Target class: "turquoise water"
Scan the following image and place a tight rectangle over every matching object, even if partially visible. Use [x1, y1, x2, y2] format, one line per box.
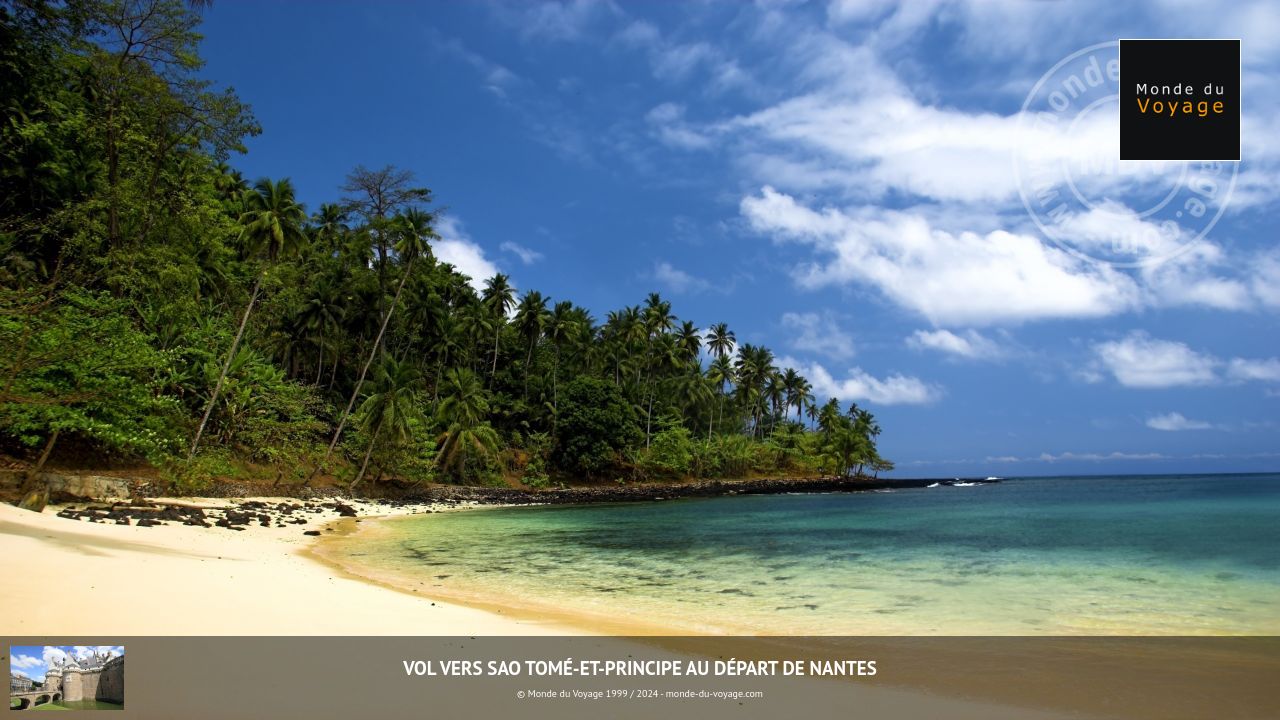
[331, 474, 1280, 635]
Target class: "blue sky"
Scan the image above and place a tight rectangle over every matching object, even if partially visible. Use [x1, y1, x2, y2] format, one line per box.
[196, 1, 1278, 477]
[10, 646, 123, 684]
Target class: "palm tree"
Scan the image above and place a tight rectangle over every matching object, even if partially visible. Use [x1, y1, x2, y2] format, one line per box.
[351, 356, 425, 489]
[311, 203, 350, 256]
[481, 273, 516, 378]
[435, 368, 499, 482]
[513, 290, 548, 397]
[764, 371, 786, 435]
[296, 279, 345, 385]
[705, 322, 735, 359]
[706, 354, 735, 439]
[189, 177, 307, 460]
[314, 208, 435, 482]
[545, 301, 578, 419]
[675, 320, 702, 367]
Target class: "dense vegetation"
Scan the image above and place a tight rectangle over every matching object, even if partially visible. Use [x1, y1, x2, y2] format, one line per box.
[1, 0, 891, 501]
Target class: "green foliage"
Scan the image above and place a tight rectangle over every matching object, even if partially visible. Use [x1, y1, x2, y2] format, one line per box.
[638, 416, 695, 478]
[0, 288, 184, 462]
[0, 1, 889, 491]
[553, 377, 642, 478]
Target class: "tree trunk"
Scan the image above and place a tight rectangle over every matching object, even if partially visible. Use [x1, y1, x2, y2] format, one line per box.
[491, 326, 500, 378]
[16, 429, 60, 512]
[189, 271, 264, 461]
[314, 330, 325, 385]
[350, 423, 381, 491]
[311, 257, 413, 484]
[523, 341, 535, 399]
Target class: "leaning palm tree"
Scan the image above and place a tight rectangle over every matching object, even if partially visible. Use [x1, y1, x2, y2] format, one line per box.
[351, 356, 425, 489]
[189, 177, 307, 460]
[313, 208, 435, 482]
[435, 368, 500, 482]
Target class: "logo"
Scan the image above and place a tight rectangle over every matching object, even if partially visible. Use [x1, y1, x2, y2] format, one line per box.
[1014, 41, 1239, 267]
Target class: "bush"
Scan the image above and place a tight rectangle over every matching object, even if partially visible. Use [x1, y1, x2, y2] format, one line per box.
[638, 417, 696, 478]
[553, 377, 642, 478]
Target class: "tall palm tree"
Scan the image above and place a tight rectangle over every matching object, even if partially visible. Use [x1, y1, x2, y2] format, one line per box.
[546, 301, 578, 420]
[435, 368, 499, 482]
[513, 290, 548, 397]
[706, 354, 735, 439]
[351, 356, 425, 489]
[296, 279, 345, 385]
[481, 273, 515, 378]
[314, 208, 435, 482]
[189, 177, 307, 460]
[764, 371, 786, 435]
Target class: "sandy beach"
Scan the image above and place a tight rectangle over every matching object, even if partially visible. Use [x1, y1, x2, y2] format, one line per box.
[0, 500, 579, 636]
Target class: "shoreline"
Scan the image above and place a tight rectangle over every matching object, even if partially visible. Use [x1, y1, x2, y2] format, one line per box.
[0, 498, 580, 636]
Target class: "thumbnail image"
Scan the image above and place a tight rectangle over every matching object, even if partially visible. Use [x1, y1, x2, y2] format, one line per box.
[9, 647, 123, 711]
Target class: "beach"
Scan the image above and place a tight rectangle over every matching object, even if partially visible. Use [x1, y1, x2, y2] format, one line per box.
[3, 489, 1279, 719]
[0, 499, 577, 636]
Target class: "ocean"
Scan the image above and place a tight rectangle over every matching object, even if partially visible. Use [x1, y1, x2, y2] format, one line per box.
[326, 473, 1280, 635]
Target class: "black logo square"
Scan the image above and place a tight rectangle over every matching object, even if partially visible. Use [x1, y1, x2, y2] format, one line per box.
[1120, 39, 1240, 161]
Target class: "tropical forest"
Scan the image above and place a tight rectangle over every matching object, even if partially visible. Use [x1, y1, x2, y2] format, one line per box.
[0, 0, 891, 502]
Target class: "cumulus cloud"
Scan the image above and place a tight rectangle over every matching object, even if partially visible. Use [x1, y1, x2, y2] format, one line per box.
[1146, 412, 1213, 431]
[11, 654, 42, 670]
[780, 356, 941, 405]
[1090, 331, 1280, 389]
[434, 216, 502, 293]
[781, 311, 856, 359]
[741, 187, 1140, 325]
[1091, 332, 1219, 388]
[907, 329, 1006, 360]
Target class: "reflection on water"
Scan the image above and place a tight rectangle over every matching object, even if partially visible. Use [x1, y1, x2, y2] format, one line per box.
[329, 474, 1280, 635]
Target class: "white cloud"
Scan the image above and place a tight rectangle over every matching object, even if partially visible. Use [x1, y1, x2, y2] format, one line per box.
[508, 0, 619, 42]
[1038, 451, 1167, 462]
[741, 187, 1140, 325]
[1146, 412, 1213, 431]
[781, 312, 856, 359]
[1092, 332, 1218, 388]
[1090, 331, 1280, 389]
[1227, 357, 1280, 383]
[499, 241, 543, 265]
[646, 103, 713, 149]
[42, 647, 68, 667]
[434, 216, 502, 293]
[907, 329, 1005, 360]
[11, 654, 42, 670]
[652, 261, 711, 294]
[781, 356, 941, 405]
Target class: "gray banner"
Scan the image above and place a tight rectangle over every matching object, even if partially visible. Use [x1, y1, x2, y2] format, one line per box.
[6, 637, 1279, 719]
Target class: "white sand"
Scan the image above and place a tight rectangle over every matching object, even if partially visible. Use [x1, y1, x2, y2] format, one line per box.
[0, 500, 579, 636]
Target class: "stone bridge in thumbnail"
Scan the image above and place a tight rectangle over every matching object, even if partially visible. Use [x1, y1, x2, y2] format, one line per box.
[9, 689, 62, 710]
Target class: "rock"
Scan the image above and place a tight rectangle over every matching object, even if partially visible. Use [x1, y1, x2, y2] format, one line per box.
[303, 530, 321, 536]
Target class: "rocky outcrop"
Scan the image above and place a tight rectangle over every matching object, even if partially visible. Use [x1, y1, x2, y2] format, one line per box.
[42, 473, 133, 501]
